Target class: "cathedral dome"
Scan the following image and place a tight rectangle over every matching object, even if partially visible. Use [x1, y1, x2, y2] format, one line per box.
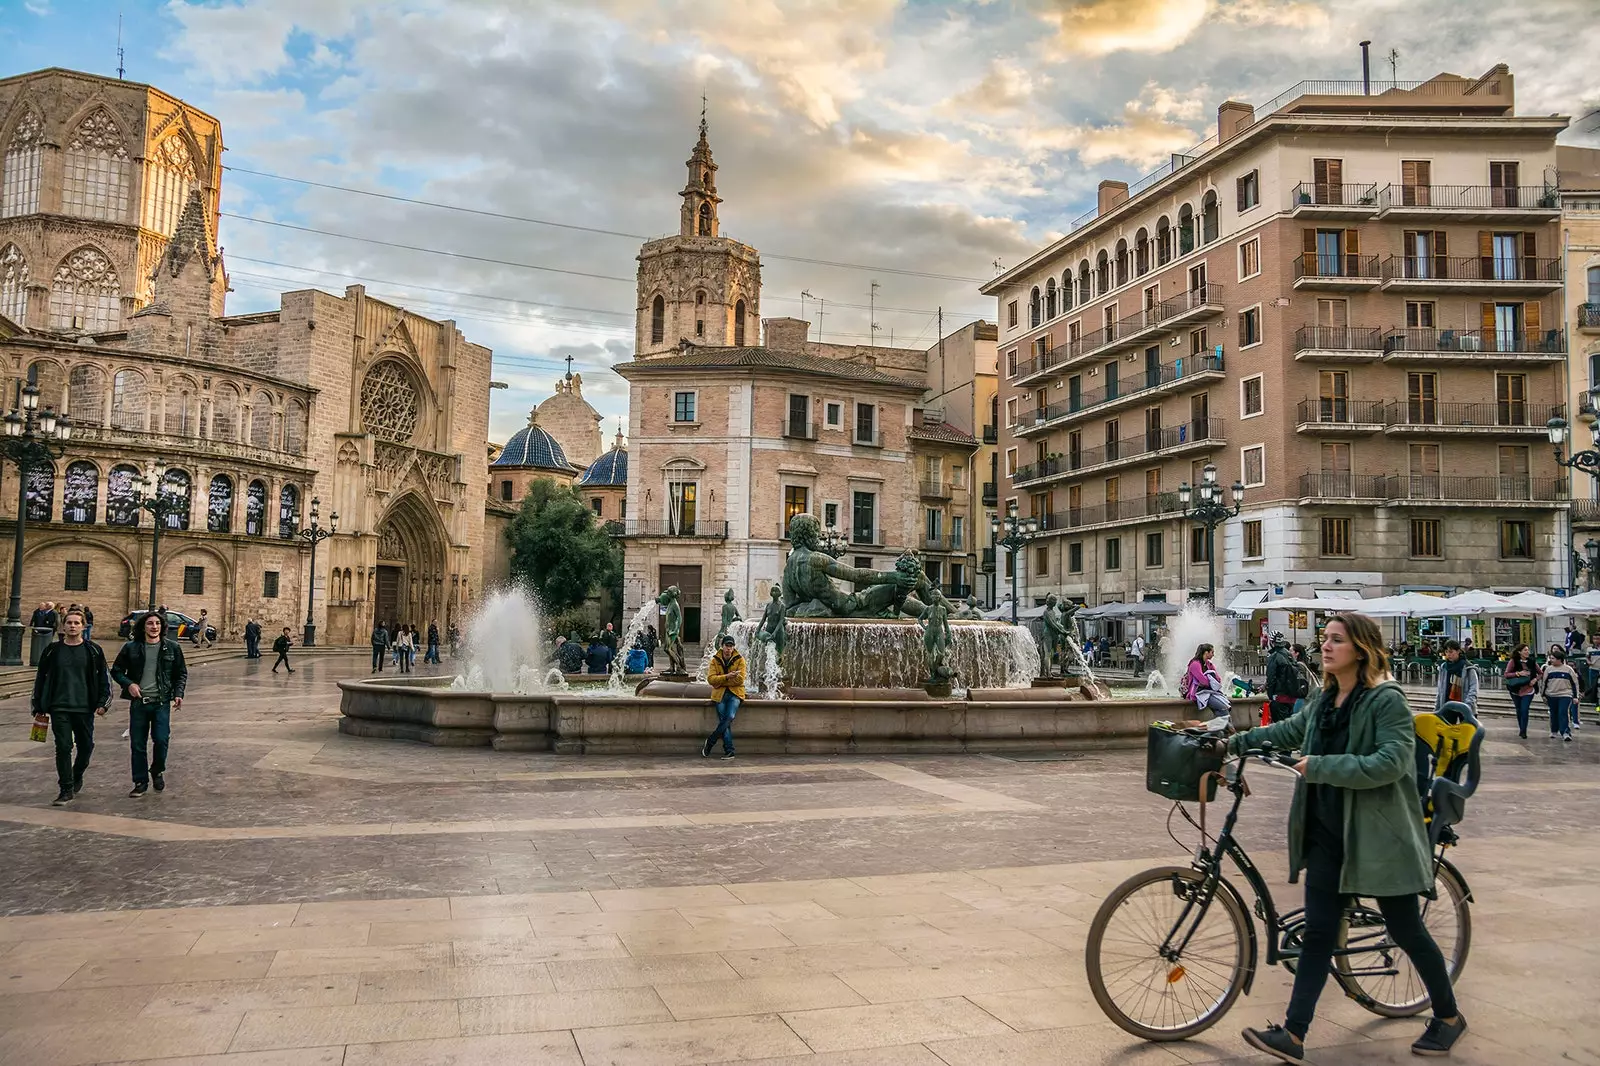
[576, 437, 627, 487]
[493, 413, 576, 472]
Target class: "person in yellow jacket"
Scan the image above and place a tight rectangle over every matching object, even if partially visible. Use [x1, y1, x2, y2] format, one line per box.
[702, 635, 746, 759]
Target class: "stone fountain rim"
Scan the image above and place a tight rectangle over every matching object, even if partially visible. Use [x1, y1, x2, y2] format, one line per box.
[760, 616, 1013, 627]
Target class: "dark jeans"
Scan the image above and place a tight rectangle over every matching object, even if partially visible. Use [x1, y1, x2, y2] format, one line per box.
[706, 693, 739, 754]
[1284, 841, 1457, 1039]
[1548, 696, 1573, 736]
[399, 649, 412, 674]
[49, 710, 94, 792]
[1511, 689, 1535, 735]
[425, 641, 439, 663]
[1269, 698, 1297, 723]
[245, 637, 259, 658]
[273, 651, 292, 672]
[372, 646, 386, 671]
[129, 700, 170, 784]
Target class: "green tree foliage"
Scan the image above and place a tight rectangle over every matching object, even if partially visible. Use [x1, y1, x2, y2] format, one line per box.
[505, 480, 622, 613]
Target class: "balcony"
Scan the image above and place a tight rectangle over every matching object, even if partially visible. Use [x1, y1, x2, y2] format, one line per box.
[1387, 475, 1566, 506]
[783, 418, 818, 441]
[982, 481, 997, 506]
[617, 520, 729, 539]
[1377, 183, 1561, 222]
[1382, 401, 1563, 436]
[1294, 399, 1386, 434]
[1014, 352, 1225, 435]
[982, 424, 998, 444]
[1380, 255, 1562, 294]
[919, 480, 952, 500]
[1013, 283, 1226, 386]
[1292, 325, 1386, 363]
[1572, 500, 1600, 527]
[1292, 253, 1382, 290]
[1039, 492, 1185, 535]
[1297, 473, 1390, 504]
[1289, 182, 1380, 219]
[922, 534, 960, 553]
[1014, 418, 1225, 487]
[1579, 304, 1600, 333]
[1381, 327, 1566, 364]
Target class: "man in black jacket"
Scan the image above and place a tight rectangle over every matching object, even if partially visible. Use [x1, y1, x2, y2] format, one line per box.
[1264, 632, 1301, 723]
[110, 612, 189, 798]
[243, 618, 262, 659]
[31, 607, 110, 805]
[371, 621, 390, 672]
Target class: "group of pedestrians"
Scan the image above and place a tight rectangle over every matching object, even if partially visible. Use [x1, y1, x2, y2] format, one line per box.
[369, 620, 442, 673]
[1265, 634, 1319, 723]
[1497, 641, 1584, 740]
[553, 624, 621, 675]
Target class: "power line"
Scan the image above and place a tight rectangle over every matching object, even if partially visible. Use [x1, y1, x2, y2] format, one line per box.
[221, 164, 993, 284]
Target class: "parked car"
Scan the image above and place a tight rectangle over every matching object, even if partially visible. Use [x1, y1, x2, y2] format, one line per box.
[117, 609, 217, 643]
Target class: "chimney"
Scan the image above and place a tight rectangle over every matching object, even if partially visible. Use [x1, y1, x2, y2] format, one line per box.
[761, 317, 810, 351]
[1359, 40, 1372, 95]
[1217, 101, 1255, 142]
[1097, 180, 1129, 214]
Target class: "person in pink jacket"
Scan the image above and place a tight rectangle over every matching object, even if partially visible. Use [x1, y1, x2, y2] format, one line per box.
[1184, 643, 1231, 716]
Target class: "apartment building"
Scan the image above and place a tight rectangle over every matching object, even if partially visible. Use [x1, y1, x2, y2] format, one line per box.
[920, 319, 1000, 604]
[1559, 146, 1600, 565]
[983, 65, 1570, 616]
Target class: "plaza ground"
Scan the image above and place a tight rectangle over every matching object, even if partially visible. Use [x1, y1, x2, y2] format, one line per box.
[0, 652, 1595, 1065]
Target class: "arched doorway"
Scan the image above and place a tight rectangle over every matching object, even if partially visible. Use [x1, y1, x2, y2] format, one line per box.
[373, 491, 448, 628]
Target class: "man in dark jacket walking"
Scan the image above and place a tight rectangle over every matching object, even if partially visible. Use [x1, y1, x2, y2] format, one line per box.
[1264, 633, 1302, 723]
[371, 621, 390, 672]
[110, 613, 188, 798]
[243, 618, 262, 659]
[31, 607, 111, 805]
[425, 620, 441, 664]
[272, 628, 295, 673]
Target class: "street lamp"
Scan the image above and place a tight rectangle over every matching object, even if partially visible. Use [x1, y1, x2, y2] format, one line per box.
[1589, 539, 1600, 592]
[990, 503, 1040, 625]
[1547, 400, 1600, 592]
[295, 496, 337, 647]
[819, 521, 847, 558]
[136, 459, 191, 614]
[1179, 462, 1244, 608]
[0, 383, 71, 665]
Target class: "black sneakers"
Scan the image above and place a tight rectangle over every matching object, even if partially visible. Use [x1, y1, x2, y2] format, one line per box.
[52, 789, 73, 806]
[701, 740, 713, 758]
[720, 752, 736, 760]
[1413, 1014, 1468, 1056]
[153, 772, 165, 792]
[129, 782, 148, 798]
[1242, 1024, 1304, 1063]
[71, 776, 83, 796]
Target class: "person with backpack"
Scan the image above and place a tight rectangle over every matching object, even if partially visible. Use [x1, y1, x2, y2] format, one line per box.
[1265, 633, 1303, 724]
[110, 612, 188, 798]
[1433, 640, 1478, 713]
[1541, 645, 1580, 741]
[1503, 643, 1538, 739]
[271, 628, 295, 674]
[1183, 644, 1230, 717]
[1290, 644, 1318, 717]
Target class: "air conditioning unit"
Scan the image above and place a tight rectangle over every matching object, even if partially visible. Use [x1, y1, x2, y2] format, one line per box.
[1087, 366, 1099, 377]
[1458, 335, 1482, 352]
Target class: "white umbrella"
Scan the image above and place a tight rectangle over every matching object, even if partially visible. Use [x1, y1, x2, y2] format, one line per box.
[1502, 590, 1573, 616]
[1436, 589, 1514, 615]
[1556, 590, 1600, 613]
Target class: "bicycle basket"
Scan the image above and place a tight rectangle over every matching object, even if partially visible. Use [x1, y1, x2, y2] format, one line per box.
[1146, 724, 1223, 802]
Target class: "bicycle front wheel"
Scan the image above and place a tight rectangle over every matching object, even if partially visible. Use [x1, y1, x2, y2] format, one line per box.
[1334, 860, 1471, 1017]
[1085, 865, 1250, 1041]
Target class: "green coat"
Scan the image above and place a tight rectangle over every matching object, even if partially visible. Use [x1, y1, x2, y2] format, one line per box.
[1229, 679, 1432, 897]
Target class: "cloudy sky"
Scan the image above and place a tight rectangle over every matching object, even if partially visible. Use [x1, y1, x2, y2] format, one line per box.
[6, 0, 1598, 444]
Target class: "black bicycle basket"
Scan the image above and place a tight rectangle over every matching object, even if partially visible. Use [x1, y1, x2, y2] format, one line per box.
[1146, 724, 1224, 802]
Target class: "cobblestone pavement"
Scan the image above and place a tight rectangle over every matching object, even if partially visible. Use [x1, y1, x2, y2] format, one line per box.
[0, 653, 1594, 1064]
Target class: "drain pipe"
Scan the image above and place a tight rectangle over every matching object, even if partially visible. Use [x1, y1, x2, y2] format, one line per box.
[1359, 40, 1372, 95]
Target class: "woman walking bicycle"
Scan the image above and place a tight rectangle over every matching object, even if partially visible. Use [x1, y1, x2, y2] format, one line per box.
[1231, 613, 1464, 1061]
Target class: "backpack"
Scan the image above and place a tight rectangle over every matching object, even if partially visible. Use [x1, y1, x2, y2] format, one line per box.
[1180, 666, 1196, 701]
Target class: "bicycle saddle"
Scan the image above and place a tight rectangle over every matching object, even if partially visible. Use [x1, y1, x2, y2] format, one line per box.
[1413, 701, 1483, 845]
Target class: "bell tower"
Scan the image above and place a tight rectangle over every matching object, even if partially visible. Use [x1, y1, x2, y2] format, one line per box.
[680, 107, 721, 238]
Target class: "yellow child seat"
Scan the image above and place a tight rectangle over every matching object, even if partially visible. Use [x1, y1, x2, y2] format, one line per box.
[1413, 701, 1483, 846]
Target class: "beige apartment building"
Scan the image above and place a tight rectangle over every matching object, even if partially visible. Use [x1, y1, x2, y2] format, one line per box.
[1560, 146, 1600, 570]
[984, 65, 1570, 617]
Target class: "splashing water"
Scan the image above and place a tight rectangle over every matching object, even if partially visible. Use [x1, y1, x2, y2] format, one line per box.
[608, 602, 659, 693]
[451, 587, 565, 694]
[1153, 602, 1231, 699]
[1144, 669, 1168, 695]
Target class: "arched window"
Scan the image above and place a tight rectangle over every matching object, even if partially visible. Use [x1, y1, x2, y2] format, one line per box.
[1061, 269, 1074, 312]
[284, 399, 307, 455]
[143, 136, 196, 237]
[1, 107, 43, 217]
[62, 460, 97, 524]
[67, 364, 104, 426]
[734, 298, 746, 345]
[1178, 204, 1195, 255]
[164, 378, 195, 436]
[358, 360, 420, 444]
[650, 294, 665, 345]
[0, 243, 28, 324]
[207, 474, 233, 533]
[698, 201, 712, 236]
[250, 390, 274, 448]
[25, 463, 53, 522]
[1134, 228, 1150, 276]
[1029, 287, 1041, 328]
[1201, 191, 1219, 245]
[48, 248, 120, 332]
[279, 484, 299, 538]
[62, 109, 131, 221]
[211, 383, 239, 441]
[105, 464, 139, 525]
[245, 479, 266, 535]
[1077, 261, 1092, 305]
[1095, 251, 1109, 294]
[110, 368, 147, 431]
[1115, 239, 1129, 287]
[1587, 265, 1600, 306]
[1044, 278, 1057, 320]
[1156, 217, 1172, 266]
[160, 468, 191, 530]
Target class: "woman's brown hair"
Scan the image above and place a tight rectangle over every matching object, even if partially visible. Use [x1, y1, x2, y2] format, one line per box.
[1324, 611, 1391, 690]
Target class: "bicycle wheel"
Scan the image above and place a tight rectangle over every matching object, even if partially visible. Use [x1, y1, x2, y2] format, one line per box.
[1085, 865, 1250, 1041]
[1334, 861, 1471, 1017]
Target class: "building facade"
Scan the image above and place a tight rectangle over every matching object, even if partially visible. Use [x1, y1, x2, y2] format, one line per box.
[922, 320, 1000, 604]
[984, 65, 1570, 620]
[1560, 146, 1600, 569]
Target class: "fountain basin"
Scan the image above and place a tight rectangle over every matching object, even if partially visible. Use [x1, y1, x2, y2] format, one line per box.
[748, 617, 1038, 690]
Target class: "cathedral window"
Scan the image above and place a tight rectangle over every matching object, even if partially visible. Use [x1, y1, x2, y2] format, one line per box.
[651, 294, 665, 344]
[67, 364, 105, 427]
[279, 484, 299, 538]
[143, 135, 197, 237]
[695, 319, 704, 337]
[105, 464, 139, 525]
[695, 291, 705, 306]
[62, 109, 132, 221]
[250, 390, 275, 448]
[208, 474, 233, 533]
[245, 479, 266, 535]
[359, 359, 421, 444]
[211, 383, 239, 441]
[62, 461, 98, 524]
[160, 468, 191, 530]
[284, 399, 307, 455]
[734, 299, 746, 345]
[1, 108, 43, 218]
[49, 248, 121, 332]
[698, 201, 712, 236]
[110, 369, 148, 431]
[25, 463, 53, 522]
[0, 244, 27, 325]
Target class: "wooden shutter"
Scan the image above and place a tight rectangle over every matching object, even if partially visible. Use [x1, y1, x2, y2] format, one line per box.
[1478, 231, 1494, 280]
[1481, 302, 1497, 334]
[1236, 175, 1247, 212]
[1431, 230, 1447, 259]
[1303, 228, 1317, 274]
[1524, 301, 1541, 343]
[1522, 231, 1539, 279]
[1344, 228, 1361, 275]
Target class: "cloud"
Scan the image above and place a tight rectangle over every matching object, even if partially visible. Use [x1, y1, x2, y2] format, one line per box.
[24, 0, 50, 14]
[943, 60, 1042, 114]
[1034, 0, 1210, 57]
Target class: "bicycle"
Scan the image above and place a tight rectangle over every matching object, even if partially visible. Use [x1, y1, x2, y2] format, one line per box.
[1084, 723, 1475, 1042]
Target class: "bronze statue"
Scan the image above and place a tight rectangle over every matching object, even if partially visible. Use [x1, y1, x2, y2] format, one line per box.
[717, 588, 742, 641]
[920, 593, 956, 685]
[754, 584, 787, 660]
[782, 513, 921, 618]
[1041, 592, 1079, 676]
[656, 585, 688, 675]
[953, 594, 985, 620]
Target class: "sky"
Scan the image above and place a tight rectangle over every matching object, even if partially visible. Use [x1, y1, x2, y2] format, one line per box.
[4, 0, 1598, 447]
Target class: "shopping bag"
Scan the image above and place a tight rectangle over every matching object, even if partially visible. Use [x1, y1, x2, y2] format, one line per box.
[29, 715, 47, 743]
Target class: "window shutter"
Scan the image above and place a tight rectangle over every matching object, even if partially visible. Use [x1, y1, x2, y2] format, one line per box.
[1522, 231, 1538, 278]
[1327, 158, 1342, 189]
[1480, 302, 1497, 334]
[1344, 228, 1361, 274]
[1524, 301, 1541, 339]
[1431, 230, 1447, 259]
[1302, 228, 1317, 274]
[1478, 231, 1493, 280]
[1236, 175, 1246, 212]
[1401, 160, 1418, 187]
[1239, 311, 1249, 348]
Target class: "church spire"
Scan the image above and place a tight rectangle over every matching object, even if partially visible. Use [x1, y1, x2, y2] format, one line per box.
[679, 104, 721, 238]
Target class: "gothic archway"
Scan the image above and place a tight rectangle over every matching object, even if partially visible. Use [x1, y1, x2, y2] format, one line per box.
[372, 490, 449, 627]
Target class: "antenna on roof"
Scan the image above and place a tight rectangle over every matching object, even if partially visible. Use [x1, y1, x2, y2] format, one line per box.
[117, 11, 126, 79]
[1387, 48, 1400, 89]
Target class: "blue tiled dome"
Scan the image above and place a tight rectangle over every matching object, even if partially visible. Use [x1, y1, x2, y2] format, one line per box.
[577, 443, 628, 487]
[493, 418, 572, 471]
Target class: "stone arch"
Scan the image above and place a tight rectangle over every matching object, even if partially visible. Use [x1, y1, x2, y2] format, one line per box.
[733, 298, 746, 345]
[25, 357, 68, 416]
[1044, 278, 1057, 320]
[61, 106, 132, 222]
[650, 293, 665, 345]
[249, 388, 275, 448]
[1201, 189, 1219, 244]
[1094, 249, 1110, 294]
[62, 459, 99, 524]
[0, 243, 29, 323]
[1156, 216, 1172, 265]
[157, 541, 233, 615]
[110, 367, 149, 431]
[374, 489, 451, 625]
[211, 381, 240, 441]
[143, 131, 199, 238]
[284, 398, 307, 455]
[1178, 203, 1195, 255]
[165, 374, 198, 436]
[1, 103, 44, 218]
[1028, 286, 1040, 328]
[21, 534, 136, 619]
[1076, 259, 1091, 304]
[1114, 237, 1129, 286]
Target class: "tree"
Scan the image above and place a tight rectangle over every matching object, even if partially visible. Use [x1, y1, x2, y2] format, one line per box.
[505, 480, 622, 613]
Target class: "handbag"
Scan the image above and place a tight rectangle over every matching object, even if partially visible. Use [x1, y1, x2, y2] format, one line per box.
[1503, 672, 1531, 694]
[1146, 724, 1224, 802]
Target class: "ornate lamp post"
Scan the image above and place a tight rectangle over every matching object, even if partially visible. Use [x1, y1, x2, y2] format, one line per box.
[136, 459, 191, 614]
[0, 383, 71, 666]
[820, 521, 847, 558]
[1179, 462, 1244, 608]
[1547, 401, 1600, 592]
[295, 496, 337, 647]
[990, 503, 1040, 625]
